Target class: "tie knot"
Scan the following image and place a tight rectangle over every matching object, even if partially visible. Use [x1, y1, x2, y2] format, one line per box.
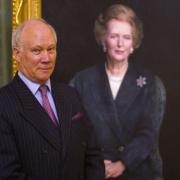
[39, 85, 48, 96]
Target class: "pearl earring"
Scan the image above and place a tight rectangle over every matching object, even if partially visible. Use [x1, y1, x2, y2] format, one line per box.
[102, 43, 107, 52]
[130, 48, 134, 54]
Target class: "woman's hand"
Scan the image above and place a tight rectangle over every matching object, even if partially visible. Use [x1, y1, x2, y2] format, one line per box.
[104, 160, 126, 179]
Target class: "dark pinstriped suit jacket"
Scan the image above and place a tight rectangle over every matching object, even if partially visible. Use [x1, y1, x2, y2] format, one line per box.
[0, 74, 104, 180]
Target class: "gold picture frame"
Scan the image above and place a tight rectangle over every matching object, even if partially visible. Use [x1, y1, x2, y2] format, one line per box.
[12, 0, 41, 75]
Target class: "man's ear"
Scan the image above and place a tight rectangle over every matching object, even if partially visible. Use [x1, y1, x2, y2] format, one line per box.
[13, 48, 21, 62]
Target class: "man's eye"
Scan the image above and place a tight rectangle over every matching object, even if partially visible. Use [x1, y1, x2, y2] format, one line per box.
[32, 49, 41, 55]
[48, 47, 56, 54]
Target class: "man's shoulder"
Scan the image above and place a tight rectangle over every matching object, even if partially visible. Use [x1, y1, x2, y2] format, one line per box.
[53, 82, 76, 93]
[0, 82, 17, 113]
[0, 81, 14, 97]
[53, 82, 85, 111]
[53, 82, 80, 100]
[73, 64, 104, 81]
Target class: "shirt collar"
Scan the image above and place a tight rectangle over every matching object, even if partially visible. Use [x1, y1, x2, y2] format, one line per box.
[18, 71, 52, 95]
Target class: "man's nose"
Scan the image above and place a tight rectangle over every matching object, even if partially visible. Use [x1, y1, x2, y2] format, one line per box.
[41, 51, 49, 61]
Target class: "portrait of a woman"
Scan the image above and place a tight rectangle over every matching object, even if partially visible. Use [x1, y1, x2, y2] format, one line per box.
[70, 4, 165, 180]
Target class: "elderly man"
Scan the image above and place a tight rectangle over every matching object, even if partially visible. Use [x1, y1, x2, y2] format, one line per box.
[0, 19, 104, 180]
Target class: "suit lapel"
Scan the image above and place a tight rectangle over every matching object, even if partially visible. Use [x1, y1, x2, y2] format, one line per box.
[51, 82, 72, 159]
[92, 64, 142, 141]
[115, 63, 141, 121]
[109, 63, 141, 140]
[12, 75, 61, 151]
[90, 64, 123, 140]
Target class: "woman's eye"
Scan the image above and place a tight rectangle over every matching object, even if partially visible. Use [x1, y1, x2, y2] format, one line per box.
[110, 34, 117, 39]
[124, 35, 132, 40]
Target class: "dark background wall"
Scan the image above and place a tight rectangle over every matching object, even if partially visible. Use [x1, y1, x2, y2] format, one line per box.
[42, 0, 180, 179]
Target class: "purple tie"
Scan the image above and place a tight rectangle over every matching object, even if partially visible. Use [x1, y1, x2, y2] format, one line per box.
[39, 85, 58, 125]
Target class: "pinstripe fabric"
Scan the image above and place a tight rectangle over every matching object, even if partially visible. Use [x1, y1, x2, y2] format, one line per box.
[0, 74, 104, 180]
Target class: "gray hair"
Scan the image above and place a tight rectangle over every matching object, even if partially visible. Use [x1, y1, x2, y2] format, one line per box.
[12, 18, 57, 49]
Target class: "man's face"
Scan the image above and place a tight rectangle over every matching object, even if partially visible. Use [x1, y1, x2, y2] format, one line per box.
[14, 21, 57, 84]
